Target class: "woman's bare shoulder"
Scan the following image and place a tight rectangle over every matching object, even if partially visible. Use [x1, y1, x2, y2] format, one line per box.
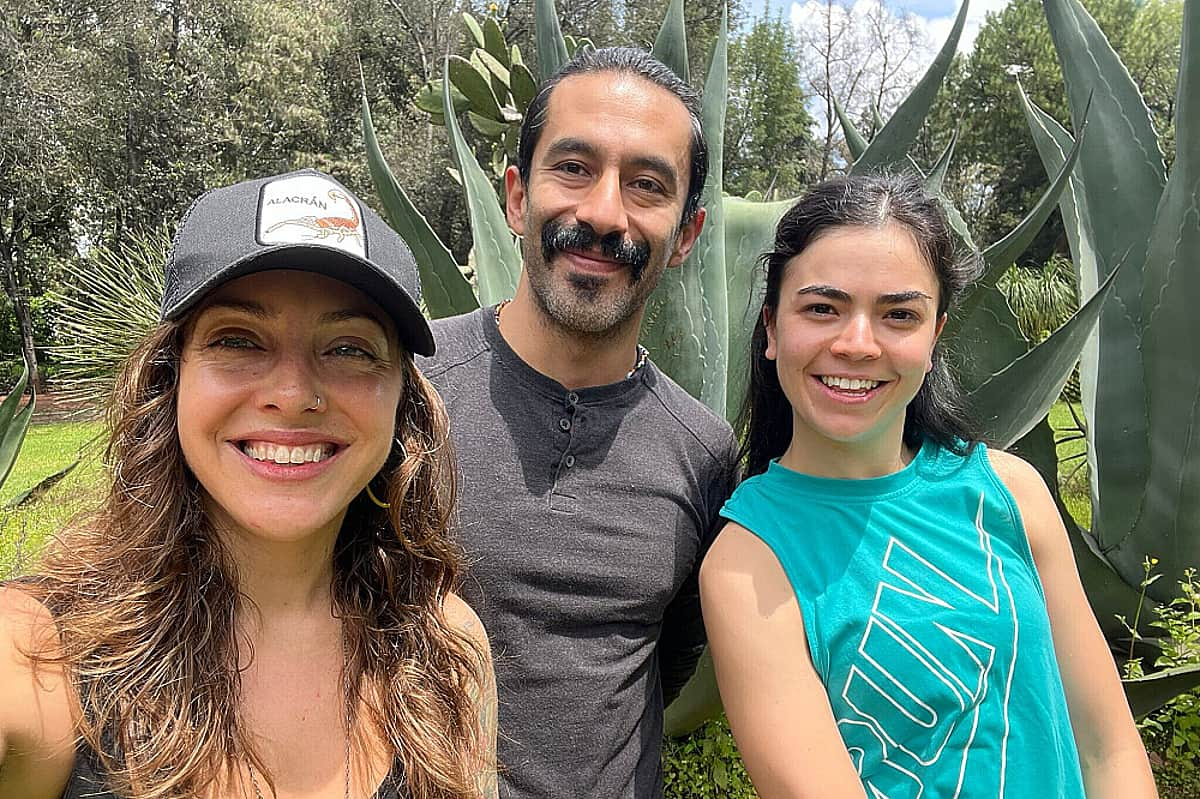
[0, 582, 59, 653]
[0, 582, 76, 796]
[983, 446, 1048, 496]
[442, 592, 489, 652]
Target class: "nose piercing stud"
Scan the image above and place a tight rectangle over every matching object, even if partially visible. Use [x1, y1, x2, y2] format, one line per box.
[307, 395, 323, 412]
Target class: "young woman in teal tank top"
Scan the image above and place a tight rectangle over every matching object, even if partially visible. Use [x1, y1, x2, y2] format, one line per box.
[700, 174, 1155, 798]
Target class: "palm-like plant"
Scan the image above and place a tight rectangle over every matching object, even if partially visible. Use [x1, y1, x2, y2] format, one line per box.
[49, 227, 168, 408]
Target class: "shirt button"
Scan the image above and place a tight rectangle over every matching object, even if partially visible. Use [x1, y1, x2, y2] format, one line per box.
[559, 418, 571, 431]
[567, 392, 579, 405]
[565, 454, 575, 467]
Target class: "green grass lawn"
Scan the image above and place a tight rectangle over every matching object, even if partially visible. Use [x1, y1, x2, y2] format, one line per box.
[0, 420, 105, 577]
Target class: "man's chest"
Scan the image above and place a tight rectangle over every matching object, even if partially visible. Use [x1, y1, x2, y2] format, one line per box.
[446, 398, 705, 626]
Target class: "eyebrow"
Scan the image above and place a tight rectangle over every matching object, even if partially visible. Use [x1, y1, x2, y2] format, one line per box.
[318, 308, 391, 335]
[795, 285, 934, 304]
[199, 298, 271, 319]
[543, 137, 680, 193]
[200, 300, 389, 333]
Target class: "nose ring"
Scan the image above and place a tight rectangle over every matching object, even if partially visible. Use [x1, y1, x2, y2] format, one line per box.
[307, 394, 323, 412]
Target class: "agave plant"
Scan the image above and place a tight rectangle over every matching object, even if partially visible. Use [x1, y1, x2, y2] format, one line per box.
[1011, 0, 1200, 712]
[412, 12, 593, 183]
[363, 0, 1121, 731]
[0, 366, 36, 491]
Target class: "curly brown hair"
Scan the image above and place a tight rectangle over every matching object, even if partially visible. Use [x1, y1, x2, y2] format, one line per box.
[29, 320, 488, 799]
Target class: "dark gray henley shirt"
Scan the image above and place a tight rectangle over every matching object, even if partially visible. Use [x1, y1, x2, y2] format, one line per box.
[420, 307, 737, 799]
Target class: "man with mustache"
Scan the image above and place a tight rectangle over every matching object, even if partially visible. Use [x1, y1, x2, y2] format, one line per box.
[419, 47, 739, 799]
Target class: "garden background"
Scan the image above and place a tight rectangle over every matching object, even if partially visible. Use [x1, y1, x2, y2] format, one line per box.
[3, 0, 1196, 794]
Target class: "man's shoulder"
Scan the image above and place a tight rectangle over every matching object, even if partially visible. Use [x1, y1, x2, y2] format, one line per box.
[641, 363, 736, 465]
[419, 308, 490, 379]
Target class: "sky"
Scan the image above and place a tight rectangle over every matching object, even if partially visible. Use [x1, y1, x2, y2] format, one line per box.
[748, 0, 1014, 57]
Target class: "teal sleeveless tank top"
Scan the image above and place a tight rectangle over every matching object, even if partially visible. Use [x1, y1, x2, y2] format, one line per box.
[720, 440, 1085, 798]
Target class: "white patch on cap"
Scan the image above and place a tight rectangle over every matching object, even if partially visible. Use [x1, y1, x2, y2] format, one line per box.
[259, 174, 365, 258]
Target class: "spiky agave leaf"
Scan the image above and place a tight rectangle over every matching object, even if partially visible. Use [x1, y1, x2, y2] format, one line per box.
[1041, 0, 1164, 573]
[851, 0, 970, 173]
[534, 0, 569, 82]
[0, 366, 35, 491]
[979, 110, 1087, 280]
[722, 195, 795, 416]
[362, 93, 477, 318]
[923, 129, 958, 194]
[641, 6, 728, 418]
[1129, 0, 1200, 595]
[1017, 86, 1105, 530]
[969, 266, 1117, 448]
[441, 61, 521, 306]
[651, 0, 689, 81]
[834, 96, 868, 161]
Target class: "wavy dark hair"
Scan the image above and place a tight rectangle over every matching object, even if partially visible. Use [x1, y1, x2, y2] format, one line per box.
[739, 173, 982, 477]
[28, 320, 488, 799]
[516, 46, 708, 224]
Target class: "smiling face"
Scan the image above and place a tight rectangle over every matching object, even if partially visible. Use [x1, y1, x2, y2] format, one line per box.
[766, 223, 946, 463]
[177, 270, 404, 546]
[505, 71, 704, 338]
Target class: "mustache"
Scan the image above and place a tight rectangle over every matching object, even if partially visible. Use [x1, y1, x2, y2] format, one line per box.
[540, 220, 651, 279]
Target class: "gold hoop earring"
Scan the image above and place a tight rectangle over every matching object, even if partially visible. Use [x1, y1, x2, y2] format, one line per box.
[366, 484, 391, 509]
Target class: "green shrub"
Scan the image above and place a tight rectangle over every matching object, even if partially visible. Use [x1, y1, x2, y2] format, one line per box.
[662, 717, 756, 798]
[1130, 568, 1200, 768]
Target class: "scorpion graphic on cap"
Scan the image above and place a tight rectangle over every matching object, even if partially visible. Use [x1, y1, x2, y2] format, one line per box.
[265, 189, 362, 244]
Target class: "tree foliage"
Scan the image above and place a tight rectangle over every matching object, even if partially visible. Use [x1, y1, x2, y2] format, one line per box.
[0, 0, 476, 379]
[939, 0, 1182, 257]
[723, 12, 815, 198]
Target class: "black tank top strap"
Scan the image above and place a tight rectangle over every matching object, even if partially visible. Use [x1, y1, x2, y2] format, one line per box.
[59, 748, 409, 799]
[61, 738, 121, 799]
[371, 757, 408, 799]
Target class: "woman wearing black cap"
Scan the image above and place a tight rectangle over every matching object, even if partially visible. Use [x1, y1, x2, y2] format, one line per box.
[0, 170, 497, 799]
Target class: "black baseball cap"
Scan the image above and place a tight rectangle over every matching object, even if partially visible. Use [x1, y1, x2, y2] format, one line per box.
[162, 168, 434, 356]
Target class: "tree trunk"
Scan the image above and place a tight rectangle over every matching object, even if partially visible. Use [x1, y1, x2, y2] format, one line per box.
[0, 250, 41, 392]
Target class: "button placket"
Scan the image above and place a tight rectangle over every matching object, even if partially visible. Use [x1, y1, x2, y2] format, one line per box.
[559, 391, 580, 471]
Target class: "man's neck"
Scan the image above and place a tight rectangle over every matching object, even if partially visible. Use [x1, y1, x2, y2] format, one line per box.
[497, 288, 645, 391]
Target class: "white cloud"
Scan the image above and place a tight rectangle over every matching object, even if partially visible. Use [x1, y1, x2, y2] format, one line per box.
[922, 0, 1012, 55]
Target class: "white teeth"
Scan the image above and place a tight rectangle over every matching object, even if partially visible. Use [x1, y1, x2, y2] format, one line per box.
[242, 441, 331, 464]
[821, 376, 882, 391]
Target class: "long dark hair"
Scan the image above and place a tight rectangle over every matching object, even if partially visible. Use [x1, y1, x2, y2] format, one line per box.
[739, 173, 982, 477]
